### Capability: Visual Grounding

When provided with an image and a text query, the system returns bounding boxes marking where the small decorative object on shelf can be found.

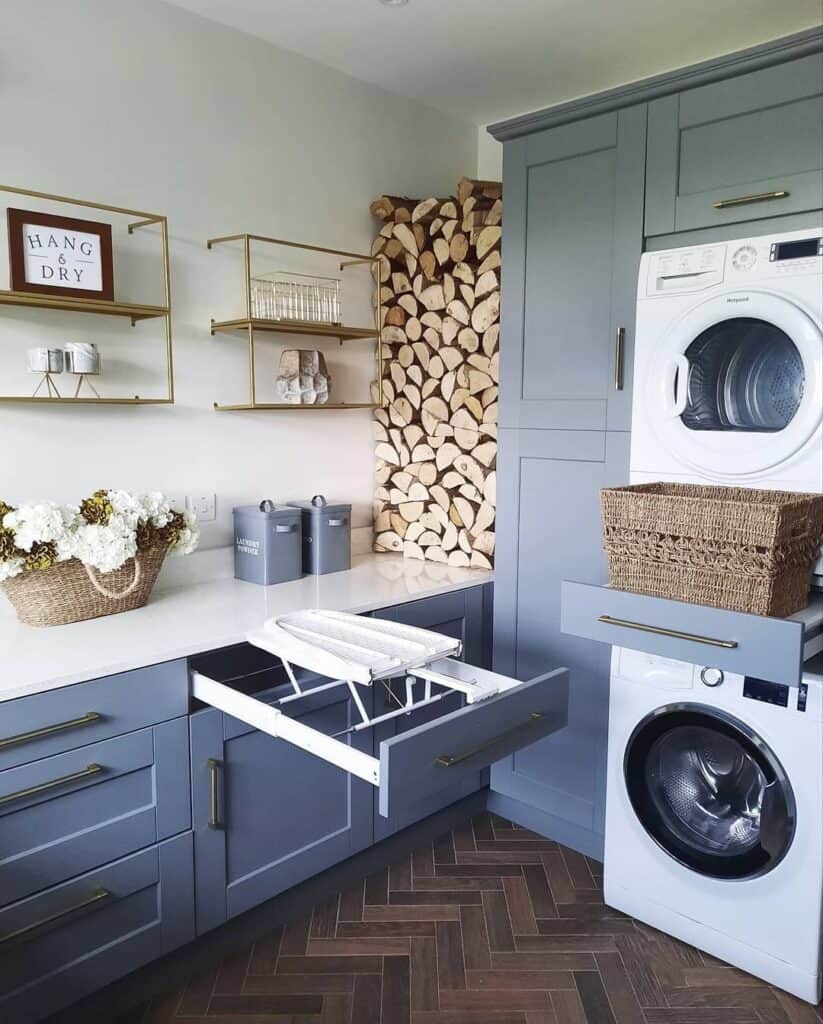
[0,490,199,626]
[27,347,64,397]
[64,342,102,398]
[252,273,341,324]
[7,208,114,301]
[274,349,331,405]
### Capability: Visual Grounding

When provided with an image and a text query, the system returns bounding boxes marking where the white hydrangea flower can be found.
[67,513,138,573]
[141,490,174,528]
[107,490,144,530]
[0,556,25,582]
[2,502,76,552]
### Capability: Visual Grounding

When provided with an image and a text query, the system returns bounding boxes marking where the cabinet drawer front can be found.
[0,718,190,907]
[0,833,194,1023]
[561,581,806,684]
[0,659,188,771]
[378,666,569,818]
[645,55,823,235]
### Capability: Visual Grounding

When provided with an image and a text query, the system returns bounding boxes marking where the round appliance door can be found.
[646,291,822,478]
[624,704,795,880]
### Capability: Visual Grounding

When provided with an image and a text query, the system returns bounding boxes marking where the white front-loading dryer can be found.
[604,647,823,1002]
[631,228,823,491]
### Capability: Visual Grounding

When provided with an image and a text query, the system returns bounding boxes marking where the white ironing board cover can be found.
[246,609,462,684]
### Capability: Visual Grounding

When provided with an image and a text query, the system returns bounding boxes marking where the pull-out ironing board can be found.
[192,609,569,818]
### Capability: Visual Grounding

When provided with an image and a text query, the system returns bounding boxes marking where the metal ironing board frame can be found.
[191,609,518,787]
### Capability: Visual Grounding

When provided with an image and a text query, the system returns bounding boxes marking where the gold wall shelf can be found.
[214,402,378,412]
[0,184,174,405]
[207,233,383,411]
[0,290,168,324]
[210,317,376,341]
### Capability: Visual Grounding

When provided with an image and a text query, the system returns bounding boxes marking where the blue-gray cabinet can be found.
[0,833,194,1024]
[189,587,493,929]
[498,105,646,434]
[0,718,190,907]
[492,430,630,857]
[190,657,373,935]
[491,99,644,859]
[646,53,823,236]
[371,588,491,841]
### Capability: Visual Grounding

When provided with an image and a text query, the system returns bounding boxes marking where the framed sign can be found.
[7,208,114,301]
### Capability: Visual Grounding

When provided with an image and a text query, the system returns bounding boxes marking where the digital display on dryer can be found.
[770,238,821,261]
[743,676,789,707]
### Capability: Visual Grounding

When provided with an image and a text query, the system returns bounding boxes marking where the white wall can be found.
[0,0,478,548]
[477,129,503,181]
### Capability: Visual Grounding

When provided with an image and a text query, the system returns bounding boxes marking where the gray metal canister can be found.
[288,495,351,575]
[233,501,303,585]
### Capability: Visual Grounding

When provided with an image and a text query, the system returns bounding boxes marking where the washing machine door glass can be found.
[681,318,803,432]
[648,291,822,477]
[625,706,795,879]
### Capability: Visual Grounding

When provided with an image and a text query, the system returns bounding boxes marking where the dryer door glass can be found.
[624,706,795,879]
[680,318,804,432]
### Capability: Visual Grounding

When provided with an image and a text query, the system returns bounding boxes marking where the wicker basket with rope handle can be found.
[1,543,169,627]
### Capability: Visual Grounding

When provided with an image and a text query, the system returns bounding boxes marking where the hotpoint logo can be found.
[726,296,749,303]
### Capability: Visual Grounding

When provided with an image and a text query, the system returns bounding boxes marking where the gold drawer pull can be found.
[208,758,221,829]
[713,190,789,209]
[0,888,111,948]
[437,712,545,768]
[598,615,738,649]
[0,711,101,751]
[0,763,104,807]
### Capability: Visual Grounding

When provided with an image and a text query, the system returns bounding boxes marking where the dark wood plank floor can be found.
[123,813,823,1024]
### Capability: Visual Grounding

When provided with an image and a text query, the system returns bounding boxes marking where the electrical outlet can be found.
[186,493,216,522]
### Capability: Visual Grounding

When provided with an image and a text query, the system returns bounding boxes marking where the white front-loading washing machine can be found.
[631,228,823,492]
[604,647,823,1002]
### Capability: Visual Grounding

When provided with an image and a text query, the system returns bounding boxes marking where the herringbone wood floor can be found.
[123,813,822,1024]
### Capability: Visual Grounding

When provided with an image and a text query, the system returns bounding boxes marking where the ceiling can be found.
[165,0,822,125]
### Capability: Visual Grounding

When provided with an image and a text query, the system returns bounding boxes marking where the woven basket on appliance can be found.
[1,543,168,627]
[601,483,823,617]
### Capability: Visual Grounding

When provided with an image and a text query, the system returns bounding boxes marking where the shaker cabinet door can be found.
[645,54,823,236]
[499,105,646,433]
[191,680,373,935]
[491,428,630,855]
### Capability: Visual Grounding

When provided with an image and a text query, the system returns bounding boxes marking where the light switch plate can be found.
[187,493,216,522]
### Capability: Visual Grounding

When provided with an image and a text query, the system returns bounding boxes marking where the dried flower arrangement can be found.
[0,490,199,626]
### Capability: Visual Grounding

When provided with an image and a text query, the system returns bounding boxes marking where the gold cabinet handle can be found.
[713,190,789,209]
[597,615,738,649]
[437,712,545,768]
[614,327,625,391]
[0,763,104,807]
[0,888,111,948]
[208,758,221,829]
[0,711,101,751]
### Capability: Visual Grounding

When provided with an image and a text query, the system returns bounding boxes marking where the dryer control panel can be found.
[642,227,823,297]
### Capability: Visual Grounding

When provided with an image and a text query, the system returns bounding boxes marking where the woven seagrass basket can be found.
[1,543,168,627]
[601,483,823,617]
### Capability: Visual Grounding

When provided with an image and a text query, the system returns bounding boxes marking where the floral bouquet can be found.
[0,490,199,627]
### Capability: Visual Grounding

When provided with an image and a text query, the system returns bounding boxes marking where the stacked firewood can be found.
[370,177,501,568]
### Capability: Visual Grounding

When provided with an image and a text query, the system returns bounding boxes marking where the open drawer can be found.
[561,581,823,685]
[191,611,569,820]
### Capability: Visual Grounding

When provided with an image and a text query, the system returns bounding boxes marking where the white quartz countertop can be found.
[0,554,492,704]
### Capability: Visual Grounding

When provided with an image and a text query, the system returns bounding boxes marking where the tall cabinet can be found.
[491,107,645,858]
[488,31,823,860]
